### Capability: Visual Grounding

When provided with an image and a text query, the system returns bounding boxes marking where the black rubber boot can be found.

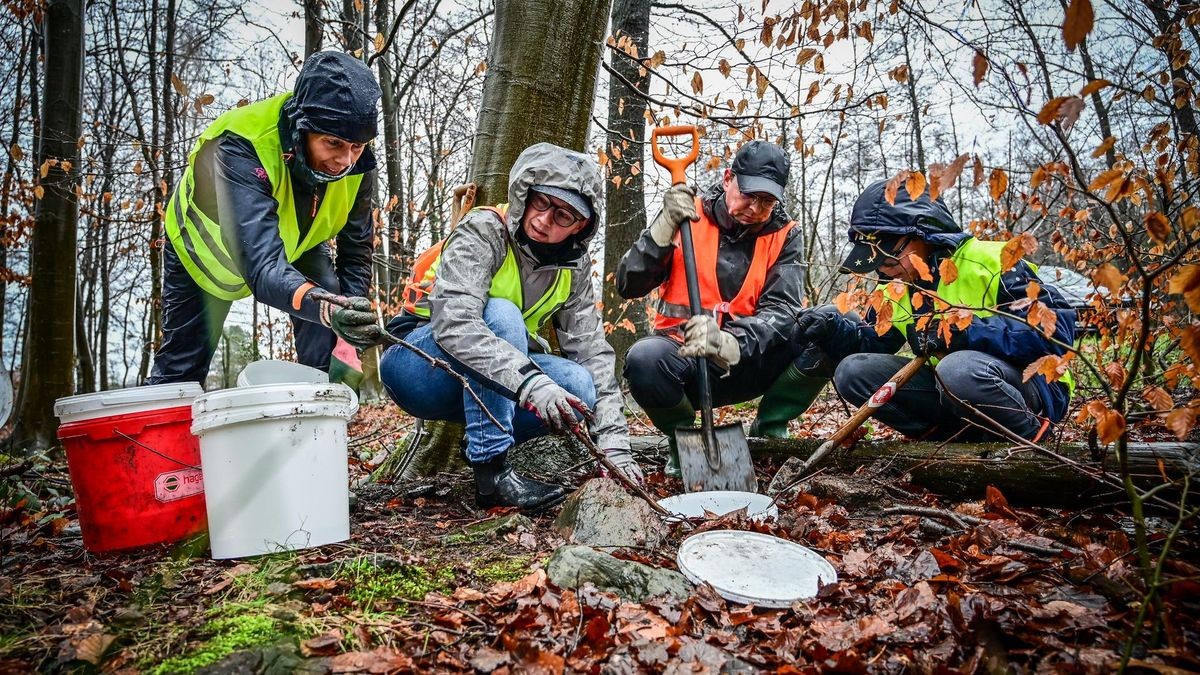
[471,453,568,513]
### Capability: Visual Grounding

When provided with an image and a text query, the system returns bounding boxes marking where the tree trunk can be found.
[468,0,613,203]
[139,0,176,382]
[375,0,405,305]
[14,0,84,449]
[395,0,612,480]
[304,0,324,57]
[900,20,926,175]
[628,436,1197,507]
[602,0,651,378]
[0,25,32,361]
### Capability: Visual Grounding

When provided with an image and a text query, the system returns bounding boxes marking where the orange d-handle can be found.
[650,125,700,186]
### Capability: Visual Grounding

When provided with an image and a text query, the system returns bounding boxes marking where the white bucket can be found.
[54,383,203,424]
[191,382,358,559]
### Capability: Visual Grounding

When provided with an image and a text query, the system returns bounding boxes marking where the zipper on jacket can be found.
[311,193,319,218]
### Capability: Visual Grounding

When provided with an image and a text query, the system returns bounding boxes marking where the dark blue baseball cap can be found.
[731,140,790,201]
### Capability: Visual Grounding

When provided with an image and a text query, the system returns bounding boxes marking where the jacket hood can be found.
[849,178,968,250]
[281,51,381,179]
[505,143,604,266]
[700,183,792,239]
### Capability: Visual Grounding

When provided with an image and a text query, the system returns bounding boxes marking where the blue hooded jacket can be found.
[826,180,1077,422]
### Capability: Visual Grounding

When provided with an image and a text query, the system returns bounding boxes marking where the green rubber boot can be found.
[749,364,828,439]
[642,397,696,479]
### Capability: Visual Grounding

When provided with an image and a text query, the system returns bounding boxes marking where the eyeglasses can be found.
[742,192,777,209]
[528,192,585,228]
[865,236,909,263]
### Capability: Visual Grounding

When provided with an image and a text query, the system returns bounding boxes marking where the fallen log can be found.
[629,436,1198,506]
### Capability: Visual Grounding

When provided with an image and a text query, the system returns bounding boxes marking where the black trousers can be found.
[831,350,1047,441]
[622,332,828,409]
[146,244,340,385]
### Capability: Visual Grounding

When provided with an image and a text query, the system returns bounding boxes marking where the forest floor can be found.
[1,391,1197,674]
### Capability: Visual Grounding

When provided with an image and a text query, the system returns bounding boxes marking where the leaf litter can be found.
[0,403,1196,673]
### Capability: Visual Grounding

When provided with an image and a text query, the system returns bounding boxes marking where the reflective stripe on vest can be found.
[401,205,573,337]
[882,237,1075,396]
[164,93,364,300]
[653,195,795,335]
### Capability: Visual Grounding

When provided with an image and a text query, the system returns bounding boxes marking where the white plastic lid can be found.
[237,360,329,387]
[54,383,204,425]
[657,491,779,523]
[676,530,838,607]
[191,382,358,435]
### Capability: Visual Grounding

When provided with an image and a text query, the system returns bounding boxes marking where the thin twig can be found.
[569,427,671,517]
[310,291,504,432]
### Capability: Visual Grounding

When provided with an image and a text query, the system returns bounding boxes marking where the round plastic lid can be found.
[657,491,778,523]
[676,530,837,607]
[237,360,329,387]
[54,383,204,425]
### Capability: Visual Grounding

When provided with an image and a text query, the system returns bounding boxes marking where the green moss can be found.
[336,557,453,612]
[473,555,533,583]
[150,614,287,675]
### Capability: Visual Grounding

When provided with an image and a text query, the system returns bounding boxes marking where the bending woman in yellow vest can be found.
[148,51,381,386]
[796,179,1078,442]
[381,143,636,513]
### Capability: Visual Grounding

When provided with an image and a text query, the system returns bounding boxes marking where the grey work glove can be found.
[649,184,699,246]
[677,315,741,372]
[599,447,645,486]
[316,294,382,349]
[517,373,592,434]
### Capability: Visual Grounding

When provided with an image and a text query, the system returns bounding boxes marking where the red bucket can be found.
[55,384,208,552]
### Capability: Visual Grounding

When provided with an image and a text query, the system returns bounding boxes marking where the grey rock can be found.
[442,513,533,544]
[195,642,320,675]
[510,434,591,479]
[547,545,691,602]
[554,478,667,549]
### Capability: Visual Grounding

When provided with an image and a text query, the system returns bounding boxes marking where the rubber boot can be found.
[471,453,568,513]
[641,397,696,479]
[749,363,827,439]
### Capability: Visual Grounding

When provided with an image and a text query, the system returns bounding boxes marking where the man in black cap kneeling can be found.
[616,140,829,476]
[795,179,1078,442]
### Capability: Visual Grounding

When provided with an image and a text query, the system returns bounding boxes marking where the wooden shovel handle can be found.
[797,355,931,476]
[650,125,700,186]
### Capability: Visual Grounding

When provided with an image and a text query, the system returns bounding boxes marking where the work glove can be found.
[678,315,741,372]
[316,294,382,349]
[328,337,364,391]
[906,321,960,356]
[794,306,844,348]
[599,447,645,487]
[649,184,699,246]
[517,373,593,434]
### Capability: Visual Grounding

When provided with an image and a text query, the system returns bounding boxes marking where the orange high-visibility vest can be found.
[653,196,795,337]
[401,205,572,337]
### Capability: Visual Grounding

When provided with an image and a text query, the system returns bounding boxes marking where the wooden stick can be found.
[786,355,930,486]
[569,426,672,517]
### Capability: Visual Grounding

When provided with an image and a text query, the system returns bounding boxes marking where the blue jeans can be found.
[379,298,597,463]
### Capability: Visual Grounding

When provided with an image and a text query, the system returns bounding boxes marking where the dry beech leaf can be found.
[1063,0,1095,52]
[939,257,959,285]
